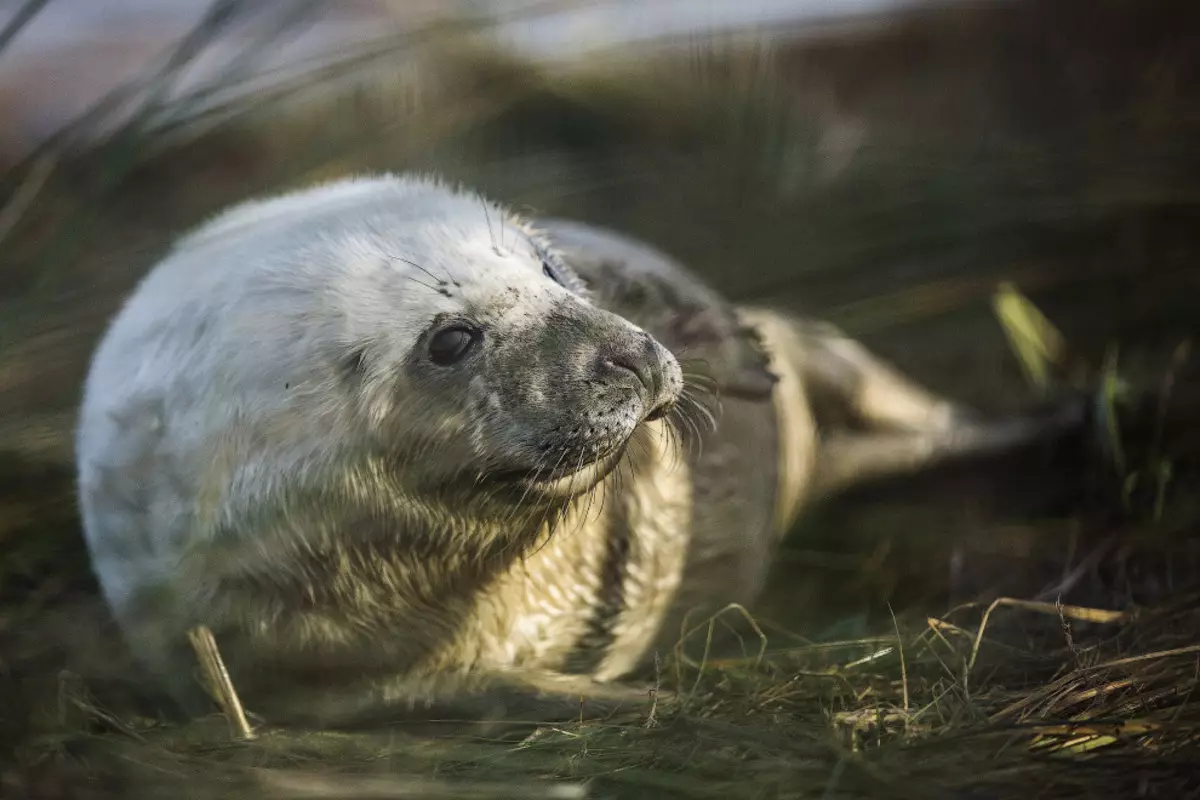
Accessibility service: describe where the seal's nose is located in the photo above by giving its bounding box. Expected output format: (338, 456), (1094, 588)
(604, 353), (654, 397)
(597, 334), (680, 419)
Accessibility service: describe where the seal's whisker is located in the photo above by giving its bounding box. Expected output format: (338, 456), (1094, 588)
(663, 417), (688, 469)
(531, 443), (570, 496)
(366, 220), (454, 287)
(395, 257), (451, 288)
(629, 435), (651, 468)
(400, 274), (441, 293)
(677, 355), (717, 373)
(679, 377), (718, 398)
(575, 447), (604, 529)
(673, 399), (702, 443)
(592, 447), (617, 525)
(511, 464), (543, 513)
(481, 199), (498, 251)
(500, 211), (513, 253)
(681, 388), (718, 414)
(646, 420), (675, 468)
(681, 367), (719, 393)
(681, 388), (720, 433)
(674, 393), (719, 460)
(662, 399), (696, 458)
(679, 369), (719, 392)
(521, 445), (574, 533)
(535, 447), (580, 534)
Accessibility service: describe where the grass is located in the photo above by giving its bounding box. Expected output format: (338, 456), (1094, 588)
(11, 591), (1200, 798)
(3, 0), (1200, 797)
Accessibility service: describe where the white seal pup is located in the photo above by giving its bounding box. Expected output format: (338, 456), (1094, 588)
(75, 173), (1077, 727)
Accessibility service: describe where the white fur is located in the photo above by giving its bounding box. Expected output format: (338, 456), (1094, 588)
(74, 173), (619, 636)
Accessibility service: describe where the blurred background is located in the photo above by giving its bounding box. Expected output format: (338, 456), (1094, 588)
(2, 1), (1199, 797)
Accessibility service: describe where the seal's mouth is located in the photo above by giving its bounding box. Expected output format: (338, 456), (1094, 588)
(482, 437), (632, 501)
(644, 398), (675, 422)
(479, 393), (677, 500)
(492, 442), (626, 486)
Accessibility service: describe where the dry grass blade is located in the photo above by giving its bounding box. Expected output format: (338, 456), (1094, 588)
(187, 625), (255, 741)
(0, 0), (51, 56)
(0, 153), (55, 246)
(887, 603), (909, 716)
(964, 597), (1130, 674)
(992, 281), (1069, 396)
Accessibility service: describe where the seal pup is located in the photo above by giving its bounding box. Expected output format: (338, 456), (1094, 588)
(75, 173), (1077, 727)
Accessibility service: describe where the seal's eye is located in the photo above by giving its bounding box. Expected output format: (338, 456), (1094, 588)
(542, 261), (566, 287)
(428, 325), (481, 366)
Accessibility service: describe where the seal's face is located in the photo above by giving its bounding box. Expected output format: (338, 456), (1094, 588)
(337, 190), (683, 506)
(444, 277), (683, 500)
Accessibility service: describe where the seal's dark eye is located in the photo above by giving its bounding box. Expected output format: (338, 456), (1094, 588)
(428, 325), (481, 366)
(542, 261), (565, 286)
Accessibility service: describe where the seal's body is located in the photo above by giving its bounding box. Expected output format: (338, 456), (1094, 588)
(76, 174), (1067, 726)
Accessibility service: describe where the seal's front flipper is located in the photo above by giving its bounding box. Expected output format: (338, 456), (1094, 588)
(249, 668), (665, 738)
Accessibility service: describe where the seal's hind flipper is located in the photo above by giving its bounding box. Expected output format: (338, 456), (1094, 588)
(811, 401), (1085, 498)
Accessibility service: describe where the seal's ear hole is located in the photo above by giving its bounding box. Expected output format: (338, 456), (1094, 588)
(543, 261), (567, 286)
(542, 258), (592, 299)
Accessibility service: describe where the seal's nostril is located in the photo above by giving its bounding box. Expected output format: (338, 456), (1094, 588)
(603, 355), (654, 396)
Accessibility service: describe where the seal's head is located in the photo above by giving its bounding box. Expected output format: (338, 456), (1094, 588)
(396, 235), (683, 504)
(241, 176), (687, 510)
